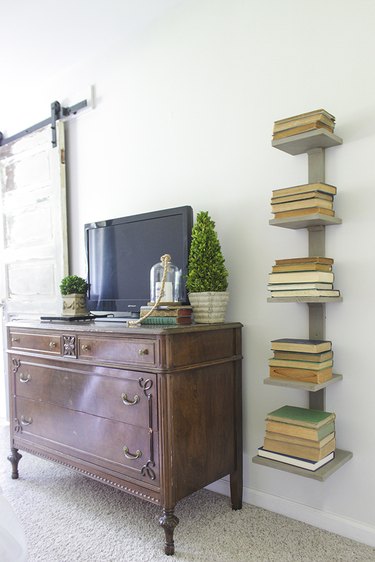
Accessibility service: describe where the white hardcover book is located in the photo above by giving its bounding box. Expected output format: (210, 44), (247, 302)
(257, 447), (335, 471)
(267, 283), (333, 291)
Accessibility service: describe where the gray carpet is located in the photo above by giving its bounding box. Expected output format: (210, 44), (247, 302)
(0, 424), (374, 562)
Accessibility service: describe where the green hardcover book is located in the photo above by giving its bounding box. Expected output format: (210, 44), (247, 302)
(271, 339), (332, 353)
(266, 405), (335, 429)
(140, 316), (192, 325)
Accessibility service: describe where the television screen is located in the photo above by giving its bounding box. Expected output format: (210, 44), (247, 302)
(85, 206), (193, 317)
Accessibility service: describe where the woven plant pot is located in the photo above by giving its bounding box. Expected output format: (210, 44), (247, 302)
(188, 291), (229, 324)
(62, 294), (88, 316)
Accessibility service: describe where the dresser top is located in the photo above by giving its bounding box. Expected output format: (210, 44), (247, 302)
(7, 320), (242, 335)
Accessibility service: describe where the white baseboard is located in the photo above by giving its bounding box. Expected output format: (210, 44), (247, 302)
(206, 478), (375, 549)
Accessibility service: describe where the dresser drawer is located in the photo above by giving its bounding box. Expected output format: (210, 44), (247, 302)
(9, 331), (61, 356)
(77, 336), (157, 367)
(11, 357), (157, 429)
(14, 397), (159, 484)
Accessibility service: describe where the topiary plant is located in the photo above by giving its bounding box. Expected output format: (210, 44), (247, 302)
(60, 275), (88, 295)
(186, 211), (228, 293)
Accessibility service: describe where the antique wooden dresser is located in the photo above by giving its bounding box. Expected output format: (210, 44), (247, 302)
(7, 321), (242, 555)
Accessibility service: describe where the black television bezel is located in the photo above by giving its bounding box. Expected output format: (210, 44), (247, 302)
(84, 205), (193, 317)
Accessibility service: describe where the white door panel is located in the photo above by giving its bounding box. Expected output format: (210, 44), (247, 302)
(0, 121), (68, 318)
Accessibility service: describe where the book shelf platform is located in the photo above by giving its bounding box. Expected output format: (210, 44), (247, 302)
(264, 373), (343, 392)
(272, 129), (343, 155)
(252, 448), (353, 481)
(267, 296), (343, 303)
(269, 214), (342, 230)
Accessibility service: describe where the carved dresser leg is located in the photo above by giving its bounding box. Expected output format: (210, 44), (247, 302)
(159, 508), (179, 555)
(8, 448), (22, 479)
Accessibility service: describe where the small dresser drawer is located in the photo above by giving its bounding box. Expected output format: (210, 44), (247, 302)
(9, 331), (61, 356)
(77, 336), (156, 367)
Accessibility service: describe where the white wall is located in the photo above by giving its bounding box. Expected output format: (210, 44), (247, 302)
(1, 0), (375, 547)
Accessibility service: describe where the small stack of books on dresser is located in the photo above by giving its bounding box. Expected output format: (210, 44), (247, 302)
(271, 182), (337, 220)
(272, 108), (335, 141)
(269, 338), (333, 384)
(268, 256), (340, 299)
(257, 405), (336, 471)
(139, 305), (193, 325)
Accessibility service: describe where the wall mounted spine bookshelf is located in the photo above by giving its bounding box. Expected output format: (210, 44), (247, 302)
(252, 127), (353, 481)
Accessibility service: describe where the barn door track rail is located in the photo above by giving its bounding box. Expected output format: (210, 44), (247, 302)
(0, 99), (87, 148)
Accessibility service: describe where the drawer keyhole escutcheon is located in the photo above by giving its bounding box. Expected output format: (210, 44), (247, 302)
(19, 373), (31, 383)
(123, 446), (142, 460)
(121, 393), (140, 406)
(81, 344), (91, 352)
(138, 348), (149, 356)
(20, 416), (32, 426)
(49, 341), (57, 349)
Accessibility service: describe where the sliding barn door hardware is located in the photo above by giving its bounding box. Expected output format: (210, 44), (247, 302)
(0, 98), (87, 148)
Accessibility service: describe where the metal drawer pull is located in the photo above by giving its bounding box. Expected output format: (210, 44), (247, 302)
(19, 373), (31, 383)
(49, 341), (57, 349)
(138, 348), (149, 356)
(121, 393), (140, 406)
(20, 415), (32, 426)
(123, 446), (142, 460)
(11, 337), (20, 343)
(81, 344), (91, 352)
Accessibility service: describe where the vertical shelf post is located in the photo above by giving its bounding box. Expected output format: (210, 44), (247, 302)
(308, 148), (325, 183)
(308, 302), (326, 410)
(308, 147), (326, 411)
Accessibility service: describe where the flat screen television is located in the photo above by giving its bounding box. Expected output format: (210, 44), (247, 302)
(84, 205), (193, 317)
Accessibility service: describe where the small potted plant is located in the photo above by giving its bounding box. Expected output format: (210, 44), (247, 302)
(60, 275), (89, 316)
(186, 211), (229, 323)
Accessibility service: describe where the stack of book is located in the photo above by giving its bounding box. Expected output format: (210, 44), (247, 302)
(257, 405), (336, 471)
(272, 109), (335, 141)
(269, 338), (333, 384)
(271, 182), (337, 220)
(268, 256), (340, 299)
(139, 305), (193, 325)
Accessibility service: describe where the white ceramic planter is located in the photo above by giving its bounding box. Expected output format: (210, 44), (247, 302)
(62, 294), (88, 316)
(188, 291), (229, 323)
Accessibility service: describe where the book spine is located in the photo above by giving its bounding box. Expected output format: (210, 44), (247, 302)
(140, 307), (193, 317)
(272, 121), (333, 140)
(268, 284), (334, 291)
(264, 430), (335, 448)
(271, 264), (333, 273)
(263, 437), (336, 462)
(272, 183), (337, 198)
(140, 316), (192, 325)
(273, 113), (335, 133)
(265, 420), (335, 441)
(272, 350), (333, 362)
(270, 339), (332, 354)
(273, 207), (335, 219)
(269, 366), (333, 384)
(257, 448), (335, 471)
(268, 358), (333, 370)
(270, 191), (333, 204)
(271, 198), (333, 213)
(274, 256), (334, 265)
(268, 271), (334, 284)
(268, 290), (340, 298)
